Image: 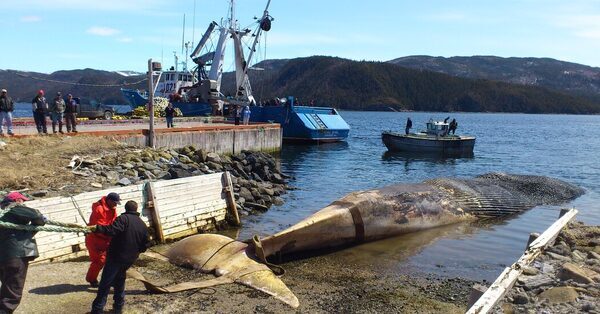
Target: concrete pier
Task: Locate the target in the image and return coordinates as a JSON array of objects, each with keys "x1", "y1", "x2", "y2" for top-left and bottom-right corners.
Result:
[{"x1": 9, "y1": 118, "x2": 282, "y2": 153}]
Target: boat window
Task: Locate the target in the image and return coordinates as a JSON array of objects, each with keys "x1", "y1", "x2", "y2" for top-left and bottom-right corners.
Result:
[{"x1": 179, "y1": 74, "x2": 184, "y2": 81}]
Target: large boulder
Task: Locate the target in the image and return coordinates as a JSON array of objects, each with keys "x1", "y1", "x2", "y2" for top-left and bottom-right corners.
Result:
[
  {"x1": 559, "y1": 262, "x2": 597, "y2": 284},
  {"x1": 169, "y1": 168, "x2": 191, "y2": 179},
  {"x1": 537, "y1": 286, "x2": 579, "y2": 303},
  {"x1": 206, "y1": 152, "x2": 221, "y2": 163}
]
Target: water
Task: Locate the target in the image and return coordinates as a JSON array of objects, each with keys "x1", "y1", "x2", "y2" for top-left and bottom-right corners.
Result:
[{"x1": 240, "y1": 111, "x2": 600, "y2": 281}]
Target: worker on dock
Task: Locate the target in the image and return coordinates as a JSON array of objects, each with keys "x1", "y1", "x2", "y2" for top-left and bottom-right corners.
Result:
[
  {"x1": 164, "y1": 102, "x2": 175, "y2": 128},
  {"x1": 88, "y1": 200, "x2": 149, "y2": 314},
  {"x1": 64, "y1": 94, "x2": 78, "y2": 133},
  {"x1": 234, "y1": 105, "x2": 241, "y2": 125},
  {"x1": 405, "y1": 117, "x2": 412, "y2": 135},
  {"x1": 0, "y1": 89, "x2": 15, "y2": 136},
  {"x1": 31, "y1": 90, "x2": 48, "y2": 135},
  {"x1": 242, "y1": 104, "x2": 251, "y2": 125},
  {"x1": 0, "y1": 192, "x2": 46, "y2": 313},
  {"x1": 50, "y1": 92, "x2": 65, "y2": 134},
  {"x1": 85, "y1": 192, "x2": 120, "y2": 287}
]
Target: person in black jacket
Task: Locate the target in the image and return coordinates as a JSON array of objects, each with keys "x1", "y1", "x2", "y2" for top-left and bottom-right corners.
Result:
[
  {"x1": 89, "y1": 200, "x2": 149, "y2": 314},
  {"x1": 164, "y1": 102, "x2": 175, "y2": 128},
  {"x1": 405, "y1": 117, "x2": 413, "y2": 135},
  {"x1": 0, "y1": 192, "x2": 46, "y2": 313}
]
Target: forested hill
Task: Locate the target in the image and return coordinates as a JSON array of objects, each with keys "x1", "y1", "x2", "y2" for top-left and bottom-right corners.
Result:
[
  {"x1": 2, "y1": 56, "x2": 600, "y2": 114},
  {"x1": 0, "y1": 69, "x2": 145, "y2": 104},
  {"x1": 243, "y1": 56, "x2": 600, "y2": 114},
  {"x1": 388, "y1": 55, "x2": 600, "y2": 103}
]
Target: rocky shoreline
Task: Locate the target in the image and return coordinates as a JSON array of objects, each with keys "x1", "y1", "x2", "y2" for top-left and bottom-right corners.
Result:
[
  {"x1": 493, "y1": 221, "x2": 600, "y2": 313},
  {"x1": 68, "y1": 145, "x2": 291, "y2": 216}
]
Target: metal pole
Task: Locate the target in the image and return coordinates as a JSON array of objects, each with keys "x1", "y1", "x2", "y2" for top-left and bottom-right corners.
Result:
[{"x1": 148, "y1": 59, "x2": 155, "y2": 148}]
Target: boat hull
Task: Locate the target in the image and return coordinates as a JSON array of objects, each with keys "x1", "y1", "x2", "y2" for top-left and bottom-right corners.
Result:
[
  {"x1": 250, "y1": 105, "x2": 350, "y2": 142},
  {"x1": 382, "y1": 131, "x2": 475, "y2": 156}
]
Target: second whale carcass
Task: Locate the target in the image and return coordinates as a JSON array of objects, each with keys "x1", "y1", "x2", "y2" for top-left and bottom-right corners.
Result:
[{"x1": 134, "y1": 173, "x2": 584, "y2": 308}]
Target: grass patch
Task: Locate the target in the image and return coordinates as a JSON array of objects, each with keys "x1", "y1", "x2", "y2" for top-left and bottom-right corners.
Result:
[{"x1": 0, "y1": 136, "x2": 122, "y2": 192}]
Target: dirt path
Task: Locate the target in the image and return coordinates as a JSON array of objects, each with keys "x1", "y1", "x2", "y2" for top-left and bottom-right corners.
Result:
[{"x1": 18, "y1": 245, "x2": 472, "y2": 314}]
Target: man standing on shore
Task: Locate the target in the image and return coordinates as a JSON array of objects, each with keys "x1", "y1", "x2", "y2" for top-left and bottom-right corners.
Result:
[
  {"x1": 89, "y1": 200, "x2": 149, "y2": 314},
  {"x1": 85, "y1": 192, "x2": 120, "y2": 287},
  {"x1": 49, "y1": 92, "x2": 65, "y2": 134},
  {"x1": 31, "y1": 90, "x2": 48, "y2": 134},
  {"x1": 64, "y1": 94, "x2": 78, "y2": 133},
  {"x1": 0, "y1": 89, "x2": 15, "y2": 136},
  {"x1": 0, "y1": 192, "x2": 46, "y2": 313}
]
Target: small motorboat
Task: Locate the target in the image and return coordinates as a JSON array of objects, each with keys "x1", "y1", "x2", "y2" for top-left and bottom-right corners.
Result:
[{"x1": 382, "y1": 119, "x2": 475, "y2": 156}]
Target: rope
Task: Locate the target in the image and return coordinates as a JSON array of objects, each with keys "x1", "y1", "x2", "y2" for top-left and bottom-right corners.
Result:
[
  {"x1": 70, "y1": 196, "x2": 89, "y2": 225},
  {"x1": 0, "y1": 203, "x2": 89, "y2": 233},
  {"x1": 0, "y1": 220, "x2": 89, "y2": 233},
  {"x1": 14, "y1": 72, "x2": 147, "y2": 87}
]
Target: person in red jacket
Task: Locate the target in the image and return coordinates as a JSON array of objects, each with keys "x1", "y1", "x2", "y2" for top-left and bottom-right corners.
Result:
[{"x1": 85, "y1": 192, "x2": 121, "y2": 286}]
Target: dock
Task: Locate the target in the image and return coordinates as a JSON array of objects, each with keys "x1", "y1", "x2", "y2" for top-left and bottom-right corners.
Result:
[{"x1": 9, "y1": 117, "x2": 282, "y2": 154}]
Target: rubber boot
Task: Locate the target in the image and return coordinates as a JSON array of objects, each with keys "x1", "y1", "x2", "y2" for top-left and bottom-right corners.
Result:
[
  {"x1": 59, "y1": 122, "x2": 64, "y2": 134},
  {"x1": 52, "y1": 124, "x2": 57, "y2": 134}
]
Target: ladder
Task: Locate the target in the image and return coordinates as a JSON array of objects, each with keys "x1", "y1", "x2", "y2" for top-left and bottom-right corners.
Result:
[{"x1": 310, "y1": 114, "x2": 327, "y2": 129}]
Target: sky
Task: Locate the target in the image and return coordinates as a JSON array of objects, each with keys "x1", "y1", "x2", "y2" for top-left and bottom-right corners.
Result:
[{"x1": 1, "y1": 0, "x2": 599, "y2": 73}]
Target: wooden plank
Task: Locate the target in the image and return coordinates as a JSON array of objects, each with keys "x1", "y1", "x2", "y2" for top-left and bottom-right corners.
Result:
[
  {"x1": 466, "y1": 208, "x2": 578, "y2": 314},
  {"x1": 155, "y1": 193, "x2": 225, "y2": 211},
  {"x1": 222, "y1": 172, "x2": 240, "y2": 226},
  {"x1": 161, "y1": 210, "x2": 226, "y2": 231},
  {"x1": 161, "y1": 205, "x2": 227, "y2": 224},
  {"x1": 158, "y1": 200, "x2": 226, "y2": 218},
  {"x1": 144, "y1": 182, "x2": 165, "y2": 244},
  {"x1": 153, "y1": 173, "x2": 223, "y2": 189},
  {"x1": 152, "y1": 185, "x2": 224, "y2": 202},
  {"x1": 162, "y1": 213, "x2": 226, "y2": 238}
]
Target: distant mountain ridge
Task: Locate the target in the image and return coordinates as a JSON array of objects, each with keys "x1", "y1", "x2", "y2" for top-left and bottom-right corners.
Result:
[
  {"x1": 241, "y1": 56, "x2": 599, "y2": 114},
  {"x1": 0, "y1": 68, "x2": 146, "y2": 104},
  {"x1": 388, "y1": 55, "x2": 600, "y2": 102},
  {"x1": 2, "y1": 55, "x2": 600, "y2": 114}
]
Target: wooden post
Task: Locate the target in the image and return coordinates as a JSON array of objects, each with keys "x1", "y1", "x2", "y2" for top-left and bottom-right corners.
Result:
[
  {"x1": 147, "y1": 59, "x2": 155, "y2": 148},
  {"x1": 221, "y1": 172, "x2": 240, "y2": 226},
  {"x1": 466, "y1": 208, "x2": 578, "y2": 314},
  {"x1": 144, "y1": 182, "x2": 165, "y2": 243}
]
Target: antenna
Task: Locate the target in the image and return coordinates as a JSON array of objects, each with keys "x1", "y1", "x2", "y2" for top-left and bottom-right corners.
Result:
[
  {"x1": 181, "y1": 14, "x2": 186, "y2": 55},
  {"x1": 192, "y1": 0, "x2": 197, "y2": 47}
]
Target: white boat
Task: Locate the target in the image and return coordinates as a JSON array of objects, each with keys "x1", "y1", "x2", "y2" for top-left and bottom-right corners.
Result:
[{"x1": 382, "y1": 119, "x2": 475, "y2": 156}]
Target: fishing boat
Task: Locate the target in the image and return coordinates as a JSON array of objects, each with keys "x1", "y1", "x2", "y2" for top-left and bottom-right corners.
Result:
[
  {"x1": 121, "y1": 0, "x2": 350, "y2": 142},
  {"x1": 382, "y1": 119, "x2": 475, "y2": 156},
  {"x1": 251, "y1": 97, "x2": 350, "y2": 142}
]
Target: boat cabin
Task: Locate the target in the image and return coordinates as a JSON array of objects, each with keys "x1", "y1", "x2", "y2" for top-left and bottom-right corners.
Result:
[{"x1": 425, "y1": 120, "x2": 450, "y2": 136}]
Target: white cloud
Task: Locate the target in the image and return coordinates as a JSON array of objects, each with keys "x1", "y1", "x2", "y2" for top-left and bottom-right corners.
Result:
[
  {"x1": 20, "y1": 16, "x2": 41, "y2": 22},
  {"x1": 87, "y1": 26, "x2": 121, "y2": 36},
  {"x1": 117, "y1": 37, "x2": 133, "y2": 43},
  {"x1": 556, "y1": 14, "x2": 600, "y2": 39}
]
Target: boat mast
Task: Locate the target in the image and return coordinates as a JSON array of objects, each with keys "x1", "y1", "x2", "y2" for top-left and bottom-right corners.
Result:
[{"x1": 233, "y1": 0, "x2": 272, "y2": 104}]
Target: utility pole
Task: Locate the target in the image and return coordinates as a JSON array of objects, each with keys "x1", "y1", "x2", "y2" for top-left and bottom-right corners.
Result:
[{"x1": 147, "y1": 59, "x2": 155, "y2": 148}]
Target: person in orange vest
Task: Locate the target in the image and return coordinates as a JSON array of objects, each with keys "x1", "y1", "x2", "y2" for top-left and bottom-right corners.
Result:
[{"x1": 85, "y1": 192, "x2": 121, "y2": 287}]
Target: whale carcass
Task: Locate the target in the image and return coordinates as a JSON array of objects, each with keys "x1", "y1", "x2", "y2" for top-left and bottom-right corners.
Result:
[{"x1": 133, "y1": 173, "x2": 583, "y2": 307}]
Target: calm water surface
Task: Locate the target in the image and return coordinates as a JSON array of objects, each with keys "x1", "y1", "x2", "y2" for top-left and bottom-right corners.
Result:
[{"x1": 240, "y1": 111, "x2": 600, "y2": 281}]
